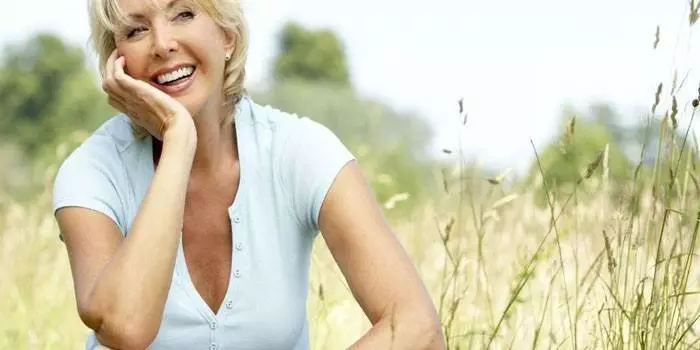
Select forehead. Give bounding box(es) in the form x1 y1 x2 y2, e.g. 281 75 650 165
116 0 192 15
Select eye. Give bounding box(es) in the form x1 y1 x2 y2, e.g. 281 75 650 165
175 10 195 20
126 26 147 38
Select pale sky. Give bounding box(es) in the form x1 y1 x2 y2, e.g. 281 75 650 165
3 0 699 173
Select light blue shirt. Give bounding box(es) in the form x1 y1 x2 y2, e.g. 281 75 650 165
52 96 355 350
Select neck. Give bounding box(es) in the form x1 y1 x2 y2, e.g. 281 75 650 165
189 97 238 176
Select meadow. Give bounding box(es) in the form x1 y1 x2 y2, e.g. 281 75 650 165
3 103 700 349
3 3 700 350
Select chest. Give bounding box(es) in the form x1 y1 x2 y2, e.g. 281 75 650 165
125 141 317 348
147 185 315 350
180 175 239 314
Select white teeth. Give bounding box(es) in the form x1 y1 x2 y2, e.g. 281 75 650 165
156 66 194 84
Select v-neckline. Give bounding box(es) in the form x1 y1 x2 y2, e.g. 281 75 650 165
148 102 249 320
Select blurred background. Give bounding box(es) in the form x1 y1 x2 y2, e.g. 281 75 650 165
2 0 700 349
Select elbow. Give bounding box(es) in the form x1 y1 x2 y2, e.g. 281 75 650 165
406 308 445 350
384 306 444 350
407 311 444 350
420 320 446 350
78 303 158 350
98 316 158 350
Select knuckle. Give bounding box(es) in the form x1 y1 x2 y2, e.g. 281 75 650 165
134 89 147 101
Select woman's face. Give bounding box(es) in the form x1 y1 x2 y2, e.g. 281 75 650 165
113 0 235 117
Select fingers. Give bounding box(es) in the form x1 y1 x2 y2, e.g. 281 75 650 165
112 54 152 99
103 50 140 119
111 55 174 121
101 49 118 92
103 52 134 115
103 49 118 81
112 55 126 85
111 55 134 94
98 48 189 139
102 49 130 103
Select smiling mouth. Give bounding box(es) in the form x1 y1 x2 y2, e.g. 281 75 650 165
153 65 196 86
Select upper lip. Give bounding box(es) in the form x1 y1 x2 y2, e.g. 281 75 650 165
150 64 195 82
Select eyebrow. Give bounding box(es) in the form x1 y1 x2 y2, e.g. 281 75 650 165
126 0 186 20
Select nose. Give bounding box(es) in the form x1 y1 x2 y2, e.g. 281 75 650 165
150 22 178 59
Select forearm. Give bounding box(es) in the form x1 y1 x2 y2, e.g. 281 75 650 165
349 311 445 350
87 130 196 346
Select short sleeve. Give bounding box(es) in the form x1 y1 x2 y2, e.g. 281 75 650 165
53 136 127 238
279 117 355 232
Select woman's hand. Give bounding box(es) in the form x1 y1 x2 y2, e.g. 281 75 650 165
102 49 194 141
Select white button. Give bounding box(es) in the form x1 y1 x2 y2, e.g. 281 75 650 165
226 300 234 309
235 242 243 250
234 269 241 277
210 321 217 329
233 217 240 224
210 344 217 350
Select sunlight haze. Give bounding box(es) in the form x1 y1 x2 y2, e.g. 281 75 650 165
3 0 698 172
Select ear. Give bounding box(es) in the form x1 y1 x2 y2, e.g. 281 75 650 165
221 27 237 56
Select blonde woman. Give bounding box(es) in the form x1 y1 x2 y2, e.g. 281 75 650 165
52 0 444 349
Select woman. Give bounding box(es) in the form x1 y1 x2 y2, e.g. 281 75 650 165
52 0 444 348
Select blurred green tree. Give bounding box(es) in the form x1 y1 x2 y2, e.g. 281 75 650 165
259 22 439 216
632 114 700 202
528 103 633 204
251 80 436 216
0 33 113 199
0 33 112 156
272 22 351 86
592 99 700 202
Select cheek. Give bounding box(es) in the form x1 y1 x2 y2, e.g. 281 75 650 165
189 30 227 68
201 43 227 75
193 41 217 65
116 45 149 78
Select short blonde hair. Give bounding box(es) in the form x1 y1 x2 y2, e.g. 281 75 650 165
87 0 249 138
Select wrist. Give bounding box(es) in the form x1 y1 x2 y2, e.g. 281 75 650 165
162 115 196 152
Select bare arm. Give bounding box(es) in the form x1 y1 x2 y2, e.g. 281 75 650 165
56 50 197 349
58 125 196 349
317 161 445 350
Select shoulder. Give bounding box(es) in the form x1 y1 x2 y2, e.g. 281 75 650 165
62 113 141 160
54 114 140 184
52 114 141 233
238 97 356 231
238 96 347 156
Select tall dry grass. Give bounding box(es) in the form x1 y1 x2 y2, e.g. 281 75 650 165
5 124 700 349
3 3 700 350
2 103 700 349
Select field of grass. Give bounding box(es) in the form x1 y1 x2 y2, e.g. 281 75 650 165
3 120 700 349
2 3 700 349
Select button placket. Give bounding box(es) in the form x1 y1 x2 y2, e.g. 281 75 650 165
232 214 243 279
225 210 245 314
208 316 218 350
